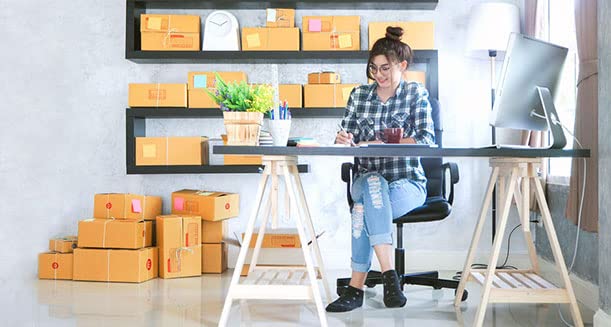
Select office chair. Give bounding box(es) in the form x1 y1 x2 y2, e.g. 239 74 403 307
336 98 468 302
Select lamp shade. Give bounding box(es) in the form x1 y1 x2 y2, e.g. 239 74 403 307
466 2 520 56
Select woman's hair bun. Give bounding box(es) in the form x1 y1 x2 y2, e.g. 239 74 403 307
385 26 404 41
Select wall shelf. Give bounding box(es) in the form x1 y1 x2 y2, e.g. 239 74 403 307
126 0 438 10
128 108 345 118
127 164 310 174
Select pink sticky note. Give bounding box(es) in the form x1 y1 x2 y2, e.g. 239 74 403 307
309 19 322 32
131 199 142 213
174 197 185 211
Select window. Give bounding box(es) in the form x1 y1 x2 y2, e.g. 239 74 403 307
548 0 578 178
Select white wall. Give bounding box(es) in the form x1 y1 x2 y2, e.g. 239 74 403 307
0 0 526 286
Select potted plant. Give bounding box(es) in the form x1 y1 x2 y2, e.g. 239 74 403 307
205 73 274 146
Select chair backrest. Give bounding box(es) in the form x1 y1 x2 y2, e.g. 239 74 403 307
422 98 444 198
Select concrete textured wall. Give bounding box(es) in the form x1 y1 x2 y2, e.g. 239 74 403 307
535 183 598 284
0 0 527 289
598 0 611 315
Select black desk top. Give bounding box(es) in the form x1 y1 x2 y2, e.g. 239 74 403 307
214 145 590 158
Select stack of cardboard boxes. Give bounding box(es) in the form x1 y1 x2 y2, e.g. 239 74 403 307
72 193 161 283
304 72 359 108
171 189 239 274
39 236 77 280
242 9 299 51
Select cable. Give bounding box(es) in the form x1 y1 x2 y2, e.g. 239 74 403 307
555 120 586 327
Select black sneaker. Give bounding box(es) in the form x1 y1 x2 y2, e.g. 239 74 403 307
382 270 407 308
325 285 364 312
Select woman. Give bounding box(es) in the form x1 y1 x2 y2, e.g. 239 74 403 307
328 26 435 312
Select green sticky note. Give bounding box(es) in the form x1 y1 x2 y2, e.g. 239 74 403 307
194 75 207 89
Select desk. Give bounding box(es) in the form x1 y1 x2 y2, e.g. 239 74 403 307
215 145 589 327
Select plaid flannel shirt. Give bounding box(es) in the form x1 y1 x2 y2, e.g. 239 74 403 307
340 80 435 185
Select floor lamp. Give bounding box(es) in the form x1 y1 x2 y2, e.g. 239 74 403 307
466 2 520 243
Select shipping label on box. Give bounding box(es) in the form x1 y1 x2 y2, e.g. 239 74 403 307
308 72 341 84
78 219 153 249
156 215 202 279
73 247 158 283
93 193 162 220
140 14 200 51
242 28 300 51
302 16 360 51
202 220 227 243
304 84 359 108
368 21 434 50
266 8 295 28
128 83 187 108
49 236 77 253
171 189 239 221
135 137 209 166
202 242 227 274
39 252 73 280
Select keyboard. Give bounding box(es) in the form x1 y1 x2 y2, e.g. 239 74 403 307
474 144 535 149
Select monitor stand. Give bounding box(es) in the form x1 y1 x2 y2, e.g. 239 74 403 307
536 86 567 149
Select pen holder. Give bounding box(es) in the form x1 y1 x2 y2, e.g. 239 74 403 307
268 119 292 146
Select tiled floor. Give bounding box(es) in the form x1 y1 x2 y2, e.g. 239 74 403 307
17 270 594 326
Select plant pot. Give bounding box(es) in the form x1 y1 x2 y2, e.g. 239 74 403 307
223 111 264 146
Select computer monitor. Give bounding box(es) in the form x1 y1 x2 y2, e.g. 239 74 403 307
490 33 569 149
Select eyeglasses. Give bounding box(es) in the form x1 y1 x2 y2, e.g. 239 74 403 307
368 63 397 75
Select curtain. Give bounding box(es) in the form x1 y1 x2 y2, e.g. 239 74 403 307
521 0 548 211
565 0 598 232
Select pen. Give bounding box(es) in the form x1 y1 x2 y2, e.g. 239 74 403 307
337 124 356 146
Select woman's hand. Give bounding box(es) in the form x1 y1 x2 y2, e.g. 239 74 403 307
336 130 356 146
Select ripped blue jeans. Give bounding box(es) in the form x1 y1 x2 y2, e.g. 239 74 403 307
350 172 427 273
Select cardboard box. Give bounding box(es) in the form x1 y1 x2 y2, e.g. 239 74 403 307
304 84 359 108
49 236 77 253
135 137 209 166
39 252 73 280
171 189 239 221
78 219 153 249
202 220 227 243
242 228 302 248
308 72 341 84
202 242 227 274
221 134 263 165
302 16 360 51
128 83 187 108
266 8 295 28
93 193 162 220
369 70 426 86
72 247 158 283
368 21 434 50
241 27 300 51
140 14 200 51
157 215 202 279
188 71 247 109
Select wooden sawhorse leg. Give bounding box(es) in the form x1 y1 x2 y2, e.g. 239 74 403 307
454 158 583 327
218 156 329 327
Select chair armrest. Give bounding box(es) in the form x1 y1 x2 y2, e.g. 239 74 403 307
441 162 459 205
341 162 354 207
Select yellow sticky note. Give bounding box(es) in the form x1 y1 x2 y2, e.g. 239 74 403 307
147 17 162 30
143 144 157 158
338 34 352 49
246 33 261 48
342 87 353 101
